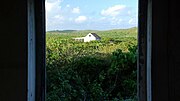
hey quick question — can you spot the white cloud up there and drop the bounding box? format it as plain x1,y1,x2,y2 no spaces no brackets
45,0,62,12
101,5,126,17
45,0,64,31
128,18,137,26
128,11,132,15
54,15,64,20
72,7,80,14
45,2,53,12
66,4,70,8
75,16,87,23
99,17,107,20
99,17,123,25
111,17,123,25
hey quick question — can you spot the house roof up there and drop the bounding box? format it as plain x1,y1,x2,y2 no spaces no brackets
89,33,101,39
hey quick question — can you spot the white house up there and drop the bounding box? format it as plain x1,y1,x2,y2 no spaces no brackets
73,37,84,42
73,33,101,42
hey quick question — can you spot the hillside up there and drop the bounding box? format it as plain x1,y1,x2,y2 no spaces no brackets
46,27,138,100
46,27,138,39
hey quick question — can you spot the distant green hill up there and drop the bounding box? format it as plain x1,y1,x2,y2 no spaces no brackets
48,30,77,33
46,27,138,39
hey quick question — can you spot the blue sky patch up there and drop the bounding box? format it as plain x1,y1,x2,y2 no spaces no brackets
45,0,138,31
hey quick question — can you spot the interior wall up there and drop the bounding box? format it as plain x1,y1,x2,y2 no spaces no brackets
152,0,169,100
0,1,27,101
152,0,180,101
168,0,180,100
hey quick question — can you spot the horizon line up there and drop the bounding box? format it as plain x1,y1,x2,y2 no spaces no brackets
46,26,138,32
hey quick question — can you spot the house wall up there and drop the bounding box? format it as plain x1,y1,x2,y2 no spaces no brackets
84,33,98,42
74,37,84,42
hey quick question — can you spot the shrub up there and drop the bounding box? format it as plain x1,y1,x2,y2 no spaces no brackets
46,44,137,100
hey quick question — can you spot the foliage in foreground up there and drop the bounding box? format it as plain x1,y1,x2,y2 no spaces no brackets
46,29,137,100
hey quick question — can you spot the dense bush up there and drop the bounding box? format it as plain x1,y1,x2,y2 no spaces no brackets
46,29,138,100
46,40,137,100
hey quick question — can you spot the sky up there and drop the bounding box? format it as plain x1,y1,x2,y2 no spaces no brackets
45,0,138,31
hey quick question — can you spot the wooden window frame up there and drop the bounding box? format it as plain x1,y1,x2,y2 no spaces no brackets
28,0,46,101
28,0,152,100
138,0,152,101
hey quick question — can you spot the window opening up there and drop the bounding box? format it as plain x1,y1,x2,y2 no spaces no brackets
45,0,138,100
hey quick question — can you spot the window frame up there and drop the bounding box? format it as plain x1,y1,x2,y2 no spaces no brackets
28,0,46,101
28,0,152,100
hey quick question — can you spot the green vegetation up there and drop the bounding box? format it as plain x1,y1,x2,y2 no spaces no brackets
46,27,138,101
